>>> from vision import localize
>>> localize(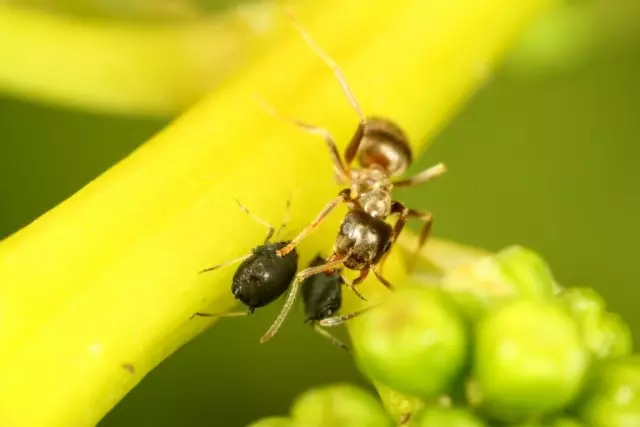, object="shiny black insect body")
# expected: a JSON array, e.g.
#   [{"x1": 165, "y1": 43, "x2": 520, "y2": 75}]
[
  {"x1": 301, "y1": 255, "x2": 378, "y2": 351},
  {"x1": 257, "y1": 12, "x2": 447, "y2": 344},
  {"x1": 301, "y1": 255, "x2": 343, "y2": 323},
  {"x1": 193, "y1": 200, "x2": 298, "y2": 319}
]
